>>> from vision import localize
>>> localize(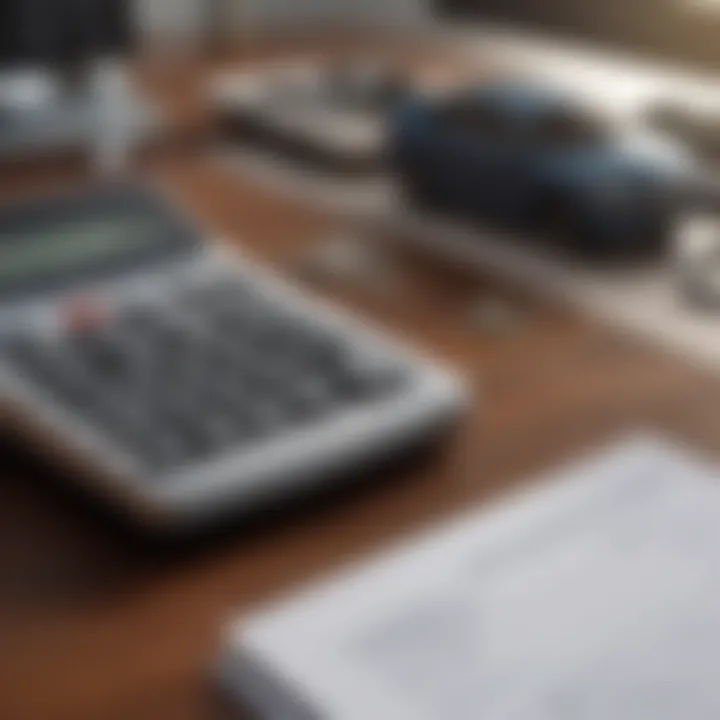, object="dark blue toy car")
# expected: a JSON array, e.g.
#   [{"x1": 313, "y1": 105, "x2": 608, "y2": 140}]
[{"x1": 389, "y1": 81, "x2": 691, "y2": 260}]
